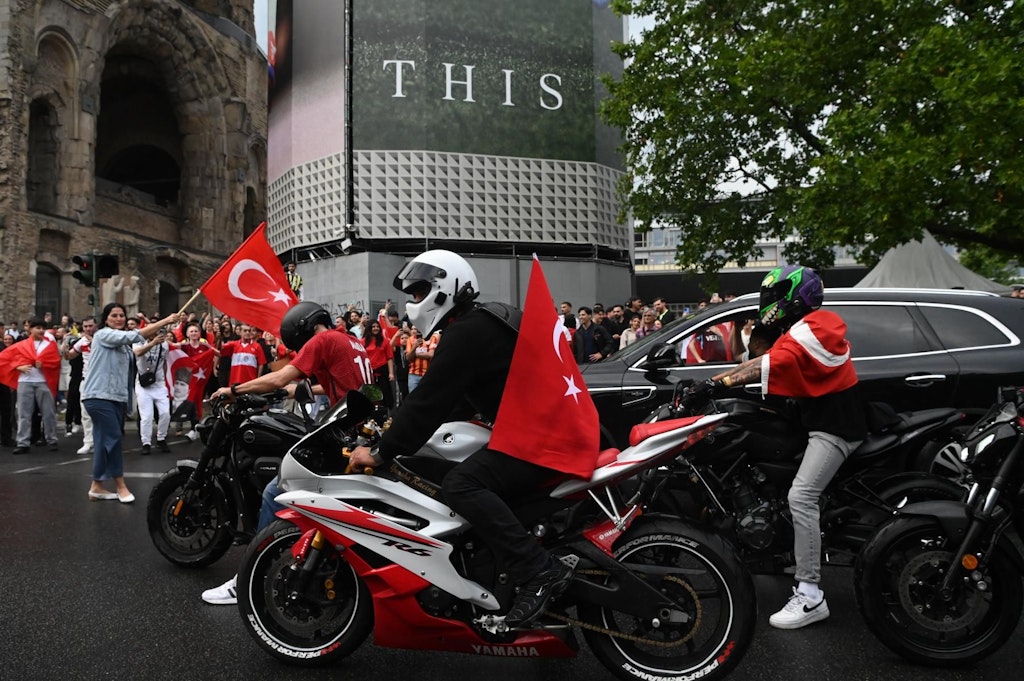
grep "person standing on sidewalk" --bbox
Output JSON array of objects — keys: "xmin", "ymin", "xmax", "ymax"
[
  {"xmin": 66, "ymin": 318, "xmax": 96, "ymax": 455},
  {"xmin": 134, "ymin": 330, "xmax": 174, "ymax": 454}
]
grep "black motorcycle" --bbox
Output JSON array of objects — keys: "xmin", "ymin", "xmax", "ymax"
[
  {"xmin": 146, "ymin": 388, "xmax": 311, "ymax": 568},
  {"xmin": 639, "ymin": 381, "xmax": 966, "ymax": 575},
  {"xmin": 855, "ymin": 386, "xmax": 1024, "ymax": 666}
]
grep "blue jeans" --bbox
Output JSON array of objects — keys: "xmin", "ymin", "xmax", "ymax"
[
  {"xmin": 258, "ymin": 475, "xmax": 285, "ymax": 532},
  {"xmin": 407, "ymin": 373, "xmax": 423, "ymax": 392},
  {"xmin": 83, "ymin": 398, "xmax": 127, "ymax": 481}
]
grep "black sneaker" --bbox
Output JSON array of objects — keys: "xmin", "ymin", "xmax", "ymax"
[
  {"xmin": 12, "ymin": 446, "xmax": 29, "ymax": 455},
  {"xmin": 47, "ymin": 442, "xmax": 59, "ymax": 451},
  {"xmin": 141, "ymin": 444, "xmax": 151, "ymax": 455},
  {"xmin": 504, "ymin": 560, "xmax": 574, "ymax": 628},
  {"xmin": 157, "ymin": 440, "xmax": 170, "ymax": 453}
]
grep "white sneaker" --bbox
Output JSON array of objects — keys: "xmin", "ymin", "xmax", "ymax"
[
  {"xmin": 769, "ymin": 587, "xmax": 829, "ymax": 629},
  {"xmin": 186, "ymin": 429, "xmax": 199, "ymax": 442},
  {"xmin": 72, "ymin": 424, "xmax": 83, "ymax": 434},
  {"xmin": 201, "ymin": 576, "xmax": 237, "ymax": 605},
  {"xmin": 77, "ymin": 444, "xmax": 92, "ymax": 455}
]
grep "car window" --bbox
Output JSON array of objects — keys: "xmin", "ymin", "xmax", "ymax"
[
  {"xmin": 675, "ymin": 311, "xmax": 756, "ymax": 366},
  {"xmin": 828, "ymin": 304, "xmax": 930, "ymax": 358},
  {"xmin": 917, "ymin": 305, "xmax": 1013, "ymax": 349}
]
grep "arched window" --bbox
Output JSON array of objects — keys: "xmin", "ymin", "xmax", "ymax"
[
  {"xmin": 27, "ymin": 99, "xmax": 59, "ymax": 213},
  {"xmin": 158, "ymin": 281, "xmax": 179, "ymax": 317},
  {"xmin": 35, "ymin": 263, "xmax": 62, "ymax": 319}
]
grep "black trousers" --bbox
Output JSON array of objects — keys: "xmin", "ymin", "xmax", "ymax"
[
  {"xmin": 0, "ymin": 385, "xmax": 14, "ymax": 445},
  {"xmin": 441, "ymin": 448, "xmax": 557, "ymax": 585}
]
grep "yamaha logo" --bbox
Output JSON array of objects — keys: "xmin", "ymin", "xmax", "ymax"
[
  {"xmin": 243, "ymin": 430, "xmax": 256, "ymax": 444},
  {"xmin": 442, "ymin": 433, "xmax": 454, "ymax": 444}
]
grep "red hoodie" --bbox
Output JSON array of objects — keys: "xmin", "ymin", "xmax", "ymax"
[{"xmin": 760, "ymin": 309, "xmax": 857, "ymax": 398}]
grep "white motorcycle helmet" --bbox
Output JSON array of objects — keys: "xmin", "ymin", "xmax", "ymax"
[{"xmin": 393, "ymin": 250, "xmax": 479, "ymax": 335}]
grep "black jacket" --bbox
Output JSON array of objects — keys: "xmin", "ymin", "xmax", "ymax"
[
  {"xmin": 378, "ymin": 305, "xmax": 519, "ymax": 461},
  {"xmin": 572, "ymin": 322, "xmax": 615, "ymax": 363}
]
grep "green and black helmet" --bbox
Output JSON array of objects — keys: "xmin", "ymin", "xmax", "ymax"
[{"xmin": 758, "ymin": 265, "xmax": 824, "ymax": 329}]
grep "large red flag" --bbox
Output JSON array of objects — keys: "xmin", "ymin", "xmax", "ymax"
[
  {"xmin": 200, "ymin": 223, "xmax": 298, "ymax": 335},
  {"xmin": 166, "ymin": 346, "xmax": 217, "ymax": 419},
  {"xmin": 489, "ymin": 257, "xmax": 600, "ymax": 478}
]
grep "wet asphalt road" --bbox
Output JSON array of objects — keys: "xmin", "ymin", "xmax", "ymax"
[{"xmin": 2, "ymin": 433, "xmax": 1023, "ymax": 681}]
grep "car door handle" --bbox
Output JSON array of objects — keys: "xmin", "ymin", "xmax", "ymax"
[{"xmin": 904, "ymin": 374, "xmax": 947, "ymax": 385}]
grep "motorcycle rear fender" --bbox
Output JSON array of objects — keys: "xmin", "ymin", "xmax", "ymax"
[{"xmin": 896, "ymin": 500, "xmax": 1024, "ymax": 572}]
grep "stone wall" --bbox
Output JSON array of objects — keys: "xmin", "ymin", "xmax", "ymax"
[{"xmin": 0, "ymin": 0, "xmax": 267, "ymax": 322}]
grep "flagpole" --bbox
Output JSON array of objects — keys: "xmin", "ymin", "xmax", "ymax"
[{"xmin": 178, "ymin": 289, "xmax": 204, "ymax": 315}]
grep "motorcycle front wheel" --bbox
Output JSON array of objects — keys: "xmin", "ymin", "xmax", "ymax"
[
  {"xmin": 578, "ymin": 519, "xmax": 756, "ymax": 681},
  {"xmin": 146, "ymin": 468, "xmax": 234, "ymax": 568},
  {"xmin": 237, "ymin": 520, "xmax": 373, "ymax": 666},
  {"xmin": 855, "ymin": 515, "xmax": 1023, "ymax": 666}
]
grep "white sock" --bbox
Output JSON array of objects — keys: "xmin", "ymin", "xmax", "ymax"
[{"xmin": 797, "ymin": 581, "xmax": 822, "ymax": 602}]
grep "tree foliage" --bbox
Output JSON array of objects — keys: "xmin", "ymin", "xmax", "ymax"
[{"xmin": 601, "ymin": 0, "xmax": 1024, "ymax": 275}]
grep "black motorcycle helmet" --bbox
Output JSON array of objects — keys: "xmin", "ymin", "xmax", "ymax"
[{"xmin": 280, "ymin": 301, "xmax": 333, "ymax": 351}]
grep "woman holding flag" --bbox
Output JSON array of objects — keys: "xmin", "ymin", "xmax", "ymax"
[{"xmin": 82, "ymin": 304, "xmax": 180, "ymax": 503}]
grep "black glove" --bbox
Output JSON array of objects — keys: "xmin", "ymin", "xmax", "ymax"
[{"xmin": 682, "ymin": 378, "xmax": 721, "ymax": 408}]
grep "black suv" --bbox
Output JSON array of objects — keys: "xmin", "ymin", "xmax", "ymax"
[{"xmin": 583, "ymin": 288, "xmax": 1024, "ymax": 448}]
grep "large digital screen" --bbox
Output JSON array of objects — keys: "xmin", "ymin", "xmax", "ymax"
[{"xmin": 268, "ymin": 0, "xmax": 623, "ymax": 181}]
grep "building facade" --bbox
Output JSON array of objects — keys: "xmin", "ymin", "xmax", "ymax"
[
  {"xmin": 265, "ymin": 0, "xmax": 633, "ymax": 312},
  {"xmin": 0, "ymin": 0, "xmax": 267, "ymax": 322}
]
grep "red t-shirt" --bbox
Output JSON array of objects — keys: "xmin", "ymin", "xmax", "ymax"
[
  {"xmin": 220, "ymin": 340, "xmax": 268, "ymax": 384},
  {"xmin": 362, "ymin": 336, "xmax": 394, "ymax": 372},
  {"xmin": 291, "ymin": 329, "xmax": 371, "ymax": 404}
]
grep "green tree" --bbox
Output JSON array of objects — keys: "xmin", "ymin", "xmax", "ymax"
[{"xmin": 602, "ymin": 0, "xmax": 1024, "ymax": 275}]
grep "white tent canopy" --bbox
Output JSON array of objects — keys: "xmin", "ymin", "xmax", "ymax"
[{"xmin": 854, "ymin": 231, "xmax": 1008, "ymax": 293}]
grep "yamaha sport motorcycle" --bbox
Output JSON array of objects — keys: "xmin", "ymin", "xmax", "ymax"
[
  {"xmin": 855, "ymin": 386, "xmax": 1024, "ymax": 666},
  {"xmin": 641, "ymin": 382, "xmax": 966, "ymax": 575},
  {"xmin": 146, "ymin": 388, "xmax": 311, "ymax": 568},
  {"xmin": 236, "ymin": 390, "xmax": 757, "ymax": 681}
]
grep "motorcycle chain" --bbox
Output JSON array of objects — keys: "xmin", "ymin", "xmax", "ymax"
[{"xmin": 540, "ymin": 570, "xmax": 703, "ymax": 647}]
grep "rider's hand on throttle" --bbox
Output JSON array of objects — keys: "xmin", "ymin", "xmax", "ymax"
[{"xmin": 349, "ymin": 445, "xmax": 380, "ymax": 469}]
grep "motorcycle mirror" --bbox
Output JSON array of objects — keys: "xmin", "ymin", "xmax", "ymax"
[
  {"xmin": 346, "ymin": 388, "xmax": 375, "ymax": 421},
  {"xmin": 294, "ymin": 379, "xmax": 315, "ymax": 404},
  {"xmin": 359, "ymin": 383, "xmax": 384, "ymax": 404}
]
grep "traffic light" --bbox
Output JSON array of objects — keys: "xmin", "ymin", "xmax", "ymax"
[
  {"xmin": 96, "ymin": 254, "xmax": 119, "ymax": 279},
  {"xmin": 71, "ymin": 255, "xmax": 96, "ymax": 287}
]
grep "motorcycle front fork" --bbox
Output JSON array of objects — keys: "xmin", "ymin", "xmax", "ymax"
[{"xmin": 286, "ymin": 530, "xmax": 329, "ymax": 606}]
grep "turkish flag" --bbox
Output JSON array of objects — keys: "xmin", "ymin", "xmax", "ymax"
[
  {"xmin": 489, "ymin": 257, "xmax": 600, "ymax": 479},
  {"xmin": 200, "ymin": 223, "xmax": 298, "ymax": 336},
  {"xmin": 166, "ymin": 346, "xmax": 216, "ymax": 418},
  {"xmin": 0, "ymin": 337, "xmax": 61, "ymax": 396}
]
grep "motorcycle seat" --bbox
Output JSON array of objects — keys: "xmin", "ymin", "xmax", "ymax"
[
  {"xmin": 629, "ymin": 416, "xmax": 703, "ymax": 447},
  {"xmin": 884, "ymin": 408, "xmax": 960, "ymax": 434}
]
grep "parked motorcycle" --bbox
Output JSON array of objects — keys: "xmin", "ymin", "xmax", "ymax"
[
  {"xmin": 640, "ymin": 381, "xmax": 967, "ymax": 575},
  {"xmin": 855, "ymin": 386, "xmax": 1024, "ymax": 666},
  {"xmin": 146, "ymin": 388, "xmax": 310, "ymax": 568},
  {"xmin": 235, "ymin": 390, "xmax": 757, "ymax": 681}
]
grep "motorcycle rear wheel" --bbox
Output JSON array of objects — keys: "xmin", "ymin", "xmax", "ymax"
[
  {"xmin": 579, "ymin": 519, "xmax": 756, "ymax": 681},
  {"xmin": 237, "ymin": 520, "xmax": 373, "ymax": 666},
  {"xmin": 146, "ymin": 469, "xmax": 234, "ymax": 568},
  {"xmin": 855, "ymin": 515, "xmax": 1023, "ymax": 666}
]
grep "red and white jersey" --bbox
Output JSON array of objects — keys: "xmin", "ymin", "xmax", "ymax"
[
  {"xmin": 760, "ymin": 309, "xmax": 857, "ymax": 398},
  {"xmin": 73, "ymin": 336, "xmax": 93, "ymax": 376},
  {"xmin": 292, "ymin": 329, "xmax": 371, "ymax": 404},
  {"xmin": 220, "ymin": 340, "xmax": 267, "ymax": 384}
]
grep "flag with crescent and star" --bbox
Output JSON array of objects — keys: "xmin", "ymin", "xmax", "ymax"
[
  {"xmin": 488, "ymin": 256, "xmax": 600, "ymax": 479},
  {"xmin": 165, "ymin": 345, "xmax": 216, "ymax": 419},
  {"xmin": 200, "ymin": 222, "xmax": 298, "ymax": 336}
]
